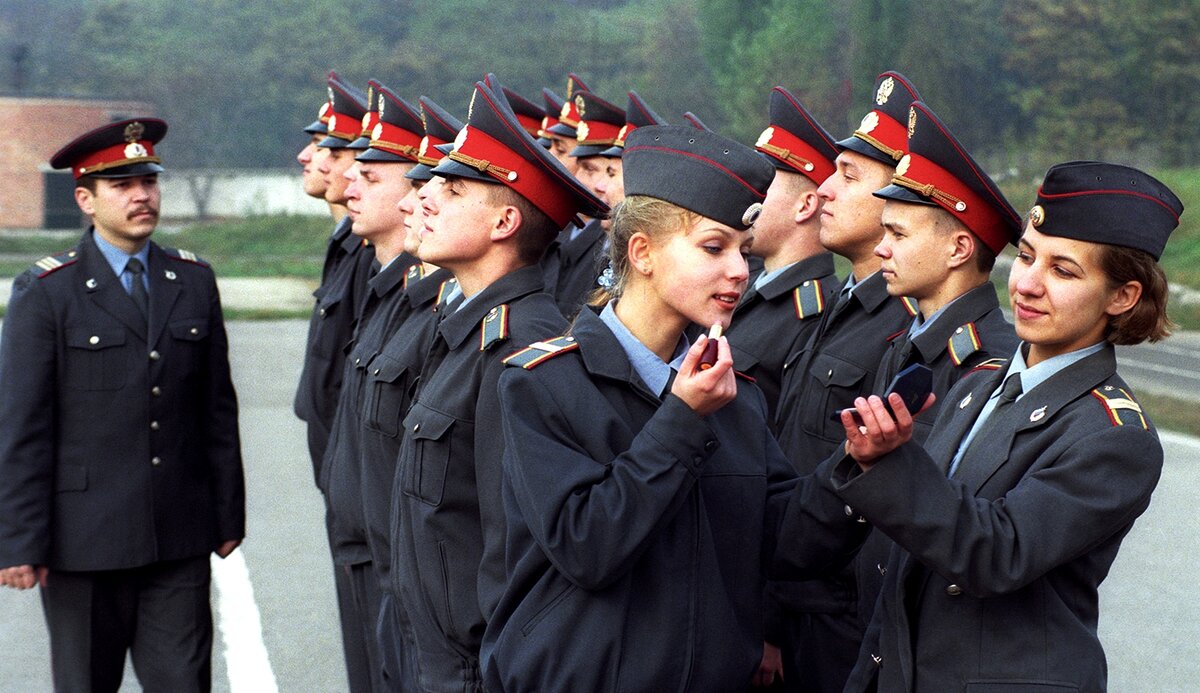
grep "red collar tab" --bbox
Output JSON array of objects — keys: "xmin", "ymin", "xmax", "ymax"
[
  {"xmin": 756, "ymin": 124, "xmax": 836, "ymax": 183},
  {"xmin": 892, "ymin": 153, "xmax": 1010, "ymax": 254},
  {"xmin": 449, "ymin": 125, "xmax": 578, "ymax": 227}
]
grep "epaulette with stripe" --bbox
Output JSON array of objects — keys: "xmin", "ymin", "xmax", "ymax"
[
  {"xmin": 480, "ymin": 304, "xmax": 510, "ymax": 351},
  {"xmin": 503, "ymin": 335, "xmax": 579, "ymax": 369},
  {"xmin": 403, "ymin": 263, "xmax": 424, "ymax": 290},
  {"xmin": 165, "ymin": 248, "xmax": 210, "ymax": 267},
  {"xmin": 900, "ymin": 296, "xmax": 919, "ymax": 317},
  {"xmin": 791, "ymin": 279, "xmax": 826, "ymax": 320},
  {"xmin": 1090, "ymin": 385, "xmax": 1149, "ymax": 430},
  {"xmin": 968, "ymin": 357, "xmax": 1007, "ymax": 375},
  {"xmin": 436, "ymin": 278, "xmax": 459, "ymax": 306},
  {"xmin": 947, "ymin": 322, "xmax": 982, "ymax": 366},
  {"xmin": 32, "ymin": 249, "xmax": 79, "ymax": 278}
]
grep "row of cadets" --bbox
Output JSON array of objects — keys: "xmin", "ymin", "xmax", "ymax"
[
  {"xmin": 293, "ymin": 70, "xmax": 381, "ymax": 693},
  {"xmin": 386, "ymin": 76, "xmax": 608, "ymax": 691},
  {"xmin": 323, "ymin": 79, "xmax": 428, "ymax": 692}
]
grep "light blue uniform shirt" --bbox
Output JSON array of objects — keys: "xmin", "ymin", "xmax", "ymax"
[
  {"xmin": 92, "ymin": 232, "xmax": 150, "ymax": 295},
  {"xmin": 907, "ymin": 293, "xmax": 965, "ymax": 340},
  {"xmin": 752, "ymin": 260, "xmax": 796, "ymax": 292},
  {"xmin": 599, "ymin": 301, "xmax": 690, "ymax": 397},
  {"xmin": 948, "ymin": 340, "xmax": 1107, "ymax": 476}
]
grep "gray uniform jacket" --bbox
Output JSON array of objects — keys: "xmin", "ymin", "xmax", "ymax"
[
  {"xmin": 834, "ymin": 345, "xmax": 1160, "ymax": 692},
  {"xmin": 540, "ymin": 219, "xmax": 606, "ymax": 319},
  {"xmin": 0, "ymin": 230, "xmax": 244, "ymax": 571}
]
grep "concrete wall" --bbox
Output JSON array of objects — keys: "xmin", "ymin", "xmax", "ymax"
[{"xmin": 158, "ymin": 170, "xmax": 327, "ymax": 221}]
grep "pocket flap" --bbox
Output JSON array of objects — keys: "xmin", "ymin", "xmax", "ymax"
[
  {"xmin": 169, "ymin": 320, "xmax": 209, "ymax": 341},
  {"xmin": 370, "ymin": 355, "xmax": 412, "ymax": 385},
  {"xmin": 811, "ymin": 352, "xmax": 868, "ymax": 388},
  {"xmin": 405, "ymin": 407, "xmax": 455, "ymax": 441},
  {"xmin": 66, "ymin": 328, "xmax": 126, "ymax": 351}
]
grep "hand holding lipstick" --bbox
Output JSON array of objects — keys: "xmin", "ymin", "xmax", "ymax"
[{"xmin": 671, "ymin": 323, "xmax": 737, "ymax": 417}]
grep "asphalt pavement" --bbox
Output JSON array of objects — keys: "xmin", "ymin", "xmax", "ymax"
[{"xmin": 0, "ymin": 319, "xmax": 1197, "ymax": 691}]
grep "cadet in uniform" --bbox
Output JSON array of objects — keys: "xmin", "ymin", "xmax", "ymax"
[
  {"xmin": 541, "ymin": 73, "xmax": 590, "ymax": 174},
  {"xmin": 389, "ymin": 77, "xmax": 606, "ymax": 692},
  {"xmin": 324, "ymin": 82, "xmax": 425, "ymax": 691},
  {"xmin": 0, "ymin": 118, "xmax": 244, "ymax": 692},
  {"xmin": 297, "ymin": 77, "xmax": 333, "ymax": 203},
  {"xmin": 727, "ymin": 86, "xmax": 840, "ymax": 430},
  {"xmin": 481, "ymin": 125, "xmax": 868, "ymax": 692},
  {"xmin": 769, "ymin": 71, "xmax": 925, "ymax": 693},
  {"xmin": 590, "ymin": 90, "xmax": 668, "ymax": 250},
  {"xmin": 292, "ymin": 72, "xmax": 378, "ymax": 693},
  {"xmin": 833, "ymin": 161, "xmax": 1182, "ymax": 692}
]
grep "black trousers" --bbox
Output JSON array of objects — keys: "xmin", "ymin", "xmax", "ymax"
[{"xmin": 39, "ymin": 555, "xmax": 213, "ymax": 693}]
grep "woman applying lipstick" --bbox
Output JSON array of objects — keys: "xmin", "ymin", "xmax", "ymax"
[
  {"xmin": 831, "ymin": 161, "xmax": 1182, "ymax": 693},
  {"xmin": 481, "ymin": 126, "xmax": 867, "ymax": 692}
]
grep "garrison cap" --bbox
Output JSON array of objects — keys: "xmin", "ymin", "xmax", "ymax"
[
  {"xmin": 569, "ymin": 91, "xmax": 625, "ymax": 158},
  {"xmin": 623, "ymin": 125, "xmax": 774, "ymax": 231},
  {"xmin": 432, "ymin": 79, "xmax": 608, "ymax": 228},
  {"xmin": 347, "ymin": 80, "xmax": 382, "ymax": 150},
  {"xmin": 875, "ymin": 101, "xmax": 1020, "ymax": 254},
  {"xmin": 547, "ymin": 73, "xmax": 591, "ymax": 138},
  {"xmin": 538, "ymin": 88, "xmax": 565, "ymax": 147},
  {"xmin": 318, "ymin": 74, "xmax": 369, "ymax": 149},
  {"xmin": 755, "ymin": 86, "xmax": 838, "ymax": 184},
  {"xmin": 1029, "ymin": 161, "xmax": 1183, "ymax": 260},
  {"xmin": 358, "ymin": 84, "xmax": 424, "ymax": 163},
  {"xmin": 600, "ymin": 90, "xmax": 668, "ymax": 158},
  {"xmin": 682, "ymin": 111, "xmax": 711, "ymax": 131},
  {"xmin": 51, "ymin": 118, "xmax": 167, "ymax": 179},
  {"xmin": 406, "ymin": 96, "xmax": 464, "ymax": 182},
  {"xmin": 838, "ymin": 71, "xmax": 921, "ymax": 166}
]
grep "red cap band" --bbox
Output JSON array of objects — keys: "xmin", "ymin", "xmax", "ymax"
[
  {"xmin": 451, "ymin": 125, "xmax": 577, "ymax": 227},
  {"xmin": 73, "ymin": 140, "xmax": 160, "ymax": 179},
  {"xmin": 370, "ymin": 119, "xmax": 423, "ymax": 160},
  {"xmin": 757, "ymin": 125, "xmax": 836, "ymax": 183},
  {"xmin": 852, "ymin": 110, "xmax": 907, "ymax": 161},
  {"xmin": 326, "ymin": 110, "xmax": 360, "ymax": 141},
  {"xmin": 894, "ymin": 152, "xmax": 1010, "ymax": 254},
  {"xmin": 576, "ymin": 119, "xmax": 622, "ymax": 146}
]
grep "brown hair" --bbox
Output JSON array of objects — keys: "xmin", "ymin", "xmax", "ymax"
[
  {"xmin": 589, "ymin": 195, "xmax": 699, "ymax": 306},
  {"xmin": 1100, "ymin": 244, "xmax": 1172, "ymax": 345},
  {"xmin": 484, "ymin": 183, "xmax": 559, "ymax": 264},
  {"xmin": 76, "ymin": 175, "xmax": 98, "ymax": 194}
]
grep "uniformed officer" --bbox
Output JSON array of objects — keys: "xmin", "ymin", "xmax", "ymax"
[
  {"xmin": 728, "ymin": 86, "xmax": 840, "ymax": 430},
  {"xmin": 292, "ymin": 71, "xmax": 378, "ymax": 693},
  {"xmin": 389, "ymin": 77, "xmax": 607, "ymax": 693},
  {"xmin": 0, "ymin": 118, "xmax": 244, "ymax": 692},
  {"xmin": 541, "ymin": 73, "xmax": 590, "ymax": 174},
  {"xmin": 481, "ymin": 125, "xmax": 868, "ymax": 692},
  {"xmin": 769, "ymin": 71, "xmax": 925, "ymax": 693},
  {"xmin": 833, "ymin": 161, "xmax": 1182, "ymax": 692},
  {"xmin": 846, "ymin": 98, "xmax": 1023, "ymax": 678},
  {"xmin": 592, "ymin": 90, "xmax": 668, "ymax": 236},
  {"xmin": 543, "ymin": 89, "xmax": 626, "ymax": 317},
  {"xmin": 297, "ymin": 77, "xmax": 333, "ymax": 202},
  {"xmin": 359, "ymin": 94, "xmax": 465, "ymax": 692},
  {"xmin": 324, "ymin": 81, "xmax": 426, "ymax": 692}
]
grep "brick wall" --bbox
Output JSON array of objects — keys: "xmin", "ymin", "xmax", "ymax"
[{"xmin": 0, "ymin": 98, "xmax": 156, "ymax": 229}]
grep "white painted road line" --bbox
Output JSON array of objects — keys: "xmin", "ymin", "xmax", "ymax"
[{"xmin": 211, "ymin": 550, "xmax": 278, "ymax": 693}]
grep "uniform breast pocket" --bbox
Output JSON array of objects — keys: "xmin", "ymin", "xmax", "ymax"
[
  {"xmin": 169, "ymin": 319, "xmax": 209, "ymax": 372},
  {"xmin": 64, "ymin": 328, "xmax": 128, "ymax": 390},
  {"xmin": 400, "ymin": 407, "xmax": 455, "ymax": 506},
  {"xmin": 310, "ymin": 289, "xmax": 346, "ymax": 359},
  {"xmin": 361, "ymin": 355, "xmax": 415, "ymax": 438},
  {"xmin": 806, "ymin": 352, "xmax": 869, "ymax": 440}
]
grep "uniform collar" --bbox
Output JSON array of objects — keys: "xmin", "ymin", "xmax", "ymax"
[
  {"xmin": 1003, "ymin": 340, "xmax": 1108, "ymax": 403},
  {"xmin": 437, "ymin": 264, "xmax": 545, "ymax": 349},
  {"xmin": 406, "ymin": 266, "xmax": 454, "ymax": 308},
  {"xmin": 908, "ymin": 283, "xmax": 1002, "ymax": 362},
  {"xmin": 844, "ymin": 270, "xmax": 893, "ymax": 313},
  {"xmin": 91, "ymin": 227, "xmax": 150, "ymax": 278},
  {"xmin": 368, "ymin": 251, "xmax": 415, "ymax": 298},
  {"xmin": 753, "ymin": 252, "xmax": 836, "ymax": 300},
  {"xmin": 597, "ymin": 300, "xmax": 689, "ymax": 396}
]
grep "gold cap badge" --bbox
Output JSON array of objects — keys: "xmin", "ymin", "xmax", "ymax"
[
  {"xmin": 756, "ymin": 127, "xmax": 774, "ymax": 148},
  {"xmin": 896, "ymin": 154, "xmax": 911, "ymax": 176},
  {"xmin": 876, "ymin": 76, "xmax": 895, "ymax": 106},
  {"xmin": 859, "ymin": 111, "xmax": 879, "ymax": 134},
  {"xmin": 574, "ymin": 94, "xmax": 586, "ymax": 118},
  {"xmin": 1029, "ymin": 205, "xmax": 1045, "ymax": 227},
  {"xmin": 124, "ymin": 122, "xmax": 145, "ymax": 143},
  {"xmin": 908, "ymin": 107, "xmax": 917, "ymax": 138}
]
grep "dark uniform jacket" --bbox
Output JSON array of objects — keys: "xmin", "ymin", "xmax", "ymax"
[
  {"xmin": 359, "ymin": 267, "xmax": 456, "ymax": 586},
  {"xmin": 480, "ymin": 307, "xmax": 867, "ymax": 693},
  {"xmin": 323, "ymin": 255, "xmax": 416, "ymax": 567},
  {"xmin": 293, "ymin": 217, "xmax": 375, "ymax": 484},
  {"xmin": 852, "ymin": 282, "xmax": 1017, "ymax": 629},
  {"xmin": 390, "ymin": 265, "xmax": 567, "ymax": 692},
  {"xmin": 727, "ymin": 252, "xmax": 838, "ymax": 429},
  {"xmin": 768, "ymin": 271, "xmax": 916, "ymax": 620},
  {"xmin": 0, "ymin": 230, "xmax": 244, "ymax": 572},
  {"xmin": 540, "ymin": 219, "xmax": 606, "ymax": 319},
  {"xmin": 834, "ymin": 345, "xmax": 1160, "ymax": 693}
]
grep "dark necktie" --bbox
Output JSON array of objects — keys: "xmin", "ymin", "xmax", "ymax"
[
  {"xmin": 995, "ymin": 372, "xmax": 1023, "ymax": 410},
  {"xmin": 126, "ymin": 257, "xmax": 149, "ymax": 321}
]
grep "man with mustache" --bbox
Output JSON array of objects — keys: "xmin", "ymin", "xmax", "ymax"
[{"xmin": 0, "ymin": 118, "xmax": 244, "ymax": 692}]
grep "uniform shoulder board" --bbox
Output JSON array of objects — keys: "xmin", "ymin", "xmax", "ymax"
[
  {"xmin": 31, "ymin": 249, "xmax": 79, "ymax": 278},
  {"xmin": 503, "ymin": 335, "xmax": 580, "ymax": 369},
  {"xmin": 968, "ymin": 357, "xmax": 1007, "ymax": 374},
  {"xmin": 403, "ymin": 263, "xmax": 424, "ymax": 290},
  {"xmin": 480, "ymin": 304, "xmax": 510, "ymax": 351},
  {"xmin": 947, "ymin": 322, "xmax": 983, "ymax": 366},
  {"xmin": 791, "ymin": 279, "xmax": 827, "ymax": 320},
  {"xmin": 165, "ymin": 248, "xmax": 210, "ymax": 267},
  {"xmin": 1090, "ymin": 386, "xmax": 1149, "ymax": 430},
  {"xmin": 900, "ymin": 296, "xmax": 919, "ymax": 317},
  {"xmin": 436, "ymin": 278, "xmax": 459, "ymax": 306}
]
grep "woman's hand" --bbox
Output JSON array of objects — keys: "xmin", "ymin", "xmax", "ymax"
[
  {"xmin": 671, "ymin": 333, "xmax": 737, "ymax": 417},
  {"xmin": 841, "ymin": 392, "xmax": 935, "ymax": 471}
]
